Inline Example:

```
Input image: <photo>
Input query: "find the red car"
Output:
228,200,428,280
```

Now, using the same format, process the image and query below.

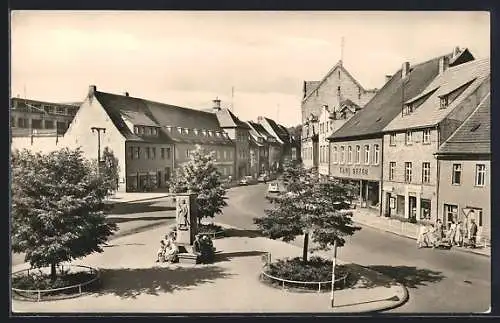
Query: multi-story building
248,121,276,174
317,100,361,178
245,121,266,177
59,86,235,192
212,99,251,180
435,94,490,244
257,116,290,172
381,56,489,223
10,97,79,136
301,60,378,170
328,48,474,211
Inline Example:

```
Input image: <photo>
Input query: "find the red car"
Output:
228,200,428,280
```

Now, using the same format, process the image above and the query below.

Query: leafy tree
170,145,227,223
100,147,120,193
254,160,360,263
11,148,117,280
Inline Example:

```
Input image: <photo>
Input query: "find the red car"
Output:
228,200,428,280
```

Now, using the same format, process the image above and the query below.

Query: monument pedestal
177,245,200,265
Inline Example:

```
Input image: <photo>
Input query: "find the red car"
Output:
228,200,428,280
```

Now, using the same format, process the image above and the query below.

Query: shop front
382,183,435,221
126,171,159,192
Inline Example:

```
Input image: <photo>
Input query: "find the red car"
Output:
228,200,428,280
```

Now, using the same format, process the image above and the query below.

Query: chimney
401,62,410,79
385,75,392,83
88,85,97,97
212,97,221,111
124,92,129,97
439,56,450,74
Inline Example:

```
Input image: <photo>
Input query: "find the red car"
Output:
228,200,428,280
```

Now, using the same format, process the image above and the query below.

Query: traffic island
12,264,100,302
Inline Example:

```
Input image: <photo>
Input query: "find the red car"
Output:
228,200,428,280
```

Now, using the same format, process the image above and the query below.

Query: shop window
444,204,458,225
31,119,42,129
452,163,462,185
420,199,431,220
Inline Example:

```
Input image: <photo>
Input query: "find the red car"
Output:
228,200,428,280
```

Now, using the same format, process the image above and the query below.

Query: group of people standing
417,218,478,249
156,231,179,263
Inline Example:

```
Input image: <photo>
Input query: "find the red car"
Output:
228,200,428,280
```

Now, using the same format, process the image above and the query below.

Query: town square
10,11,490,314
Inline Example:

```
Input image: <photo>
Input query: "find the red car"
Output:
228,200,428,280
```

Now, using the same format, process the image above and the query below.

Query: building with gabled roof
59,86,236,192
434,93,490,244
327,47,475,214
301,60,378,170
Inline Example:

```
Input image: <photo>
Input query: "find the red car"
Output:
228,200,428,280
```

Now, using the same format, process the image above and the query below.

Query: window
44,106,54,114
452,164,462,185
422,162,431,183
161,148,165,159
44,120,54,129
145,127,151,135
134,126,139,134
134,147,141,159
423,129,431,144
355,145,361,164
405,162,412,183
475,164,486,186
152,128,158,136
333,147,338,164
444,204,458,225
347,146,352,164
166,147,171,159
364,145,370,165
405,130,413,145
389,162,396,180
139,127,144,135
56,106,65,114
440,96,449,109
152,147,156,159
164,167,171,182
186,149,191,158
146,147,151,159
340,146,345,164
128,147,133,159
390,133,396,146
373,144,380,165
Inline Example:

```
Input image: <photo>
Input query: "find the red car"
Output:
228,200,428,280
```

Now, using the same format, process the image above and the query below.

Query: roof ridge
439,92,490,148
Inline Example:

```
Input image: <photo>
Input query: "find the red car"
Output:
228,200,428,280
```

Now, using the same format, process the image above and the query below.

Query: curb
106,194,171,206
214,222,409,313
354,220,490,258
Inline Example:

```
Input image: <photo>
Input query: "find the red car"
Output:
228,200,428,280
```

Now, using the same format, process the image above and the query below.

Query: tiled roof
263,117,290,143
438,93,490,155
384,58,490,132
94,91,233,145
328,51,461,141
249,121,272,139
120,110,160,127
215,109,250,129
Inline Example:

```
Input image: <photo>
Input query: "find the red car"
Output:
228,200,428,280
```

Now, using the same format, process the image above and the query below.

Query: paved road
218,183,491,314
11,198,176,267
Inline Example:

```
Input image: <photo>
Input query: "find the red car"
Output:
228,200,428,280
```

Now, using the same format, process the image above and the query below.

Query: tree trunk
50,263,57,281
302,232,309,263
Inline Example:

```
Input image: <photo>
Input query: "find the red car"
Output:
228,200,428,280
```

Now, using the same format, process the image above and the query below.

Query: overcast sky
11,11,490,127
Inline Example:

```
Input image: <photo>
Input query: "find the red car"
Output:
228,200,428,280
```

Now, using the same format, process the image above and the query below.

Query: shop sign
339,167,369,176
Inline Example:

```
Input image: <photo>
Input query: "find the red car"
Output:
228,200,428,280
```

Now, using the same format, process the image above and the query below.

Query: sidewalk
12,223,407,313
351,207,491,257
107,191,171,204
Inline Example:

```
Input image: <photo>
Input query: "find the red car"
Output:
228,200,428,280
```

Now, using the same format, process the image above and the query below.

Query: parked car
267,182,280,193
257,174,269,183
239,177,249,185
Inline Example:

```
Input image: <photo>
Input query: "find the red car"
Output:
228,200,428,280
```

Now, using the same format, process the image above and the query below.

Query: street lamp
91,127,106,174
330,240,338,308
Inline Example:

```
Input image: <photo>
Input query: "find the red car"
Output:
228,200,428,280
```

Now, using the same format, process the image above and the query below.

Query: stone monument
175,193,199,264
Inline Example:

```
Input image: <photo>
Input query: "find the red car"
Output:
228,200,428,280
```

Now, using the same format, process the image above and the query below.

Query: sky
10,11,490,127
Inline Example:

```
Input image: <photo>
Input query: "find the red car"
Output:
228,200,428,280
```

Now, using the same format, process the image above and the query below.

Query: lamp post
91,127,106,174
330,240,338,308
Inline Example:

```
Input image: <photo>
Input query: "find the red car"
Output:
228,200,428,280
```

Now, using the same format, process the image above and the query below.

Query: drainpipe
435,125,440,223
379,136,384,217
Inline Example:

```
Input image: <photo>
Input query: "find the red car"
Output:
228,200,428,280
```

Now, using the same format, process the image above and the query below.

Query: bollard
282,281,285,289
37,291,41,302
79,284,82,294
318,283,321,293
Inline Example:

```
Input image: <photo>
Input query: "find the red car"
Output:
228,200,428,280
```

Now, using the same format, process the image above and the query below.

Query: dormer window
194,128,199,135
202,129,207,136
134,126,139,134
139,127,144,135
145,127,151,135
208,130,213,137
152,127,158,136
403,103,414,115
166,126,172,132
177,127,182,133
440,96,449,109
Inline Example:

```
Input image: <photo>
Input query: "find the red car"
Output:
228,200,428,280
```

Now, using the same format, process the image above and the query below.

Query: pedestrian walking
468,218,478,248
417,224,429,248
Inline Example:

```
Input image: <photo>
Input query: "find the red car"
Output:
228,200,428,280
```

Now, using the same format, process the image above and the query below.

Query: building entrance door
408,196,417,220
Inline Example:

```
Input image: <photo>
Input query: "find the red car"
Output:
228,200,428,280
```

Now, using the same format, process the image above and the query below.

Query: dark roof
249,121,273,139
94,91,233,145
215,109,250,129
121,110,160,127
328,51,460,141
263,117,290,142
438,93,490,155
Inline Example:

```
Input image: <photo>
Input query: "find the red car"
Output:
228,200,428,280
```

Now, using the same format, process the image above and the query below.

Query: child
156,240,166,263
